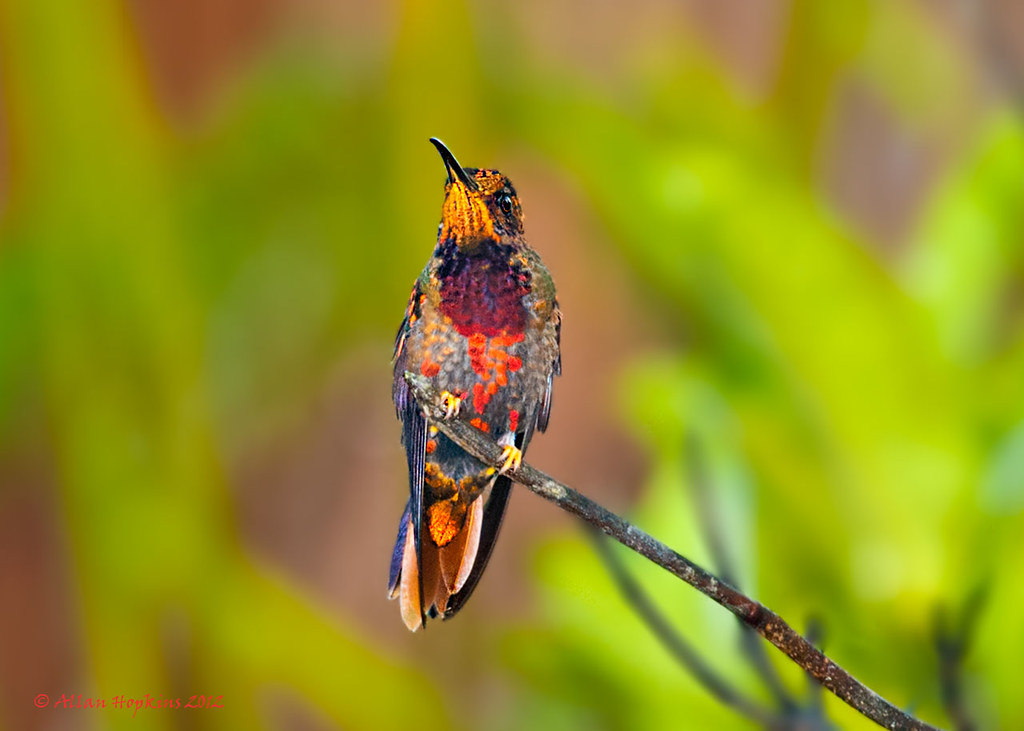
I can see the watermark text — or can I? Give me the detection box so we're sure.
[35,693,223,717]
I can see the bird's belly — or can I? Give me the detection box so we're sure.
[409,321,545,438]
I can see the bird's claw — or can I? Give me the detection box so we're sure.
[439,391,462,419]
[498,444,522,475]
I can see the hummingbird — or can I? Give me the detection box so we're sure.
[388,138,561,631]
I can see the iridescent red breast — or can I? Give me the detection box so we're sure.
[437,244,531,337]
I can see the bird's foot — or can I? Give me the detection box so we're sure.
[439,391,462,419]
[497,444,523,475]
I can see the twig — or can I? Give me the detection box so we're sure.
[406,373,943,731]
[935,588,986,731]
[586,529,779,727]
[803,617,829,715]
[685,436,797,712]
[590,531,836,731]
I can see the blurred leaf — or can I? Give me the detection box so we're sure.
[906,112,1024,364]
[0,235,40,443]
[980,419,1024,515]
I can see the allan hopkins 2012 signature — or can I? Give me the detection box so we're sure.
[34,693,224,717]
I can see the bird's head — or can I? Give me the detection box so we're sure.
[430,137,524,251]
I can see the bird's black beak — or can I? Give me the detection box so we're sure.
[429,137,479,192]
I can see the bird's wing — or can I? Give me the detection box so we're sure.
[537,301,561,433]
[392,280,428,627]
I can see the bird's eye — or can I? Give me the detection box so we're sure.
[498,194,514,215]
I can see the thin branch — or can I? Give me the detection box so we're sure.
[685,436,797,712]
[586,529,780,727]
[406,372,943,731]
[803,616,829,715]
[935,588,986,731]
[936,624,974,731]
[593,434,835,729]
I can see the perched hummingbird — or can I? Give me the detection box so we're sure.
[388,138,561,631]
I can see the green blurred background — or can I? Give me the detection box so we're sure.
[1,0,1023,729]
